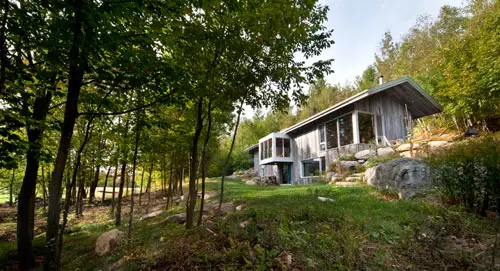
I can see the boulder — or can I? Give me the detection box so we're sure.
[139,210,166,221]
[235,205,245,211]
[95,229,124,256]
[245,180,257,185]
[428,141,449,151]
[339,161,358,169]
[239,220,250,228]
[329,176,343,183]
[355,149,376,160]
[377,147,396,156]
[166,213,187,224]
[364,158,431,199]
[396,143,420,152]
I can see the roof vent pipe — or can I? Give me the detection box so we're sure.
[379,75,384,85]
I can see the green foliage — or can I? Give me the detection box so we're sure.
[427,134,500,216]
[364,154,400,169]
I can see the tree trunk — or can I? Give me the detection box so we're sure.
[198,100,212,226]
[219,99,244,209]
[110,163,118,215]
[76,173,85,217]
[116,119,130,226]
[45,0,88,266]
[138,165,145,206]
[128,121,140,240]
[102,166,111,203]
[186,99,204,229]
[17,90,52,270]
[89,164,100,204]
[166,152,174,210]
[146,161,153,214]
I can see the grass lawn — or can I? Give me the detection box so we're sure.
[2,178,499,270]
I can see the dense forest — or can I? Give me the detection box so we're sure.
[0,0,499,270]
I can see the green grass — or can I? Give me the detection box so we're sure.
[2,178,499,270]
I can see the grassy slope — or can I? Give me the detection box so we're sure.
[1,179,499,270]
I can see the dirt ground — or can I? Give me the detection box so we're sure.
[0,190,187,243]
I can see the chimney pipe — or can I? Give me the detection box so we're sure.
[379,75,384,85]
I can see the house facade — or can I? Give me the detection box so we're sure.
[245,76,443,185]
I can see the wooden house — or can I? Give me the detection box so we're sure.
[245,76,443,185]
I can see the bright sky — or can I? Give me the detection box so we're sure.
[242,0,463,119]
[319,0,463,85]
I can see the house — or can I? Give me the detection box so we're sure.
[245,76,443,185]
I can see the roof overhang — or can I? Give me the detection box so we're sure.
[281,76,442,134]
[244,143,259,153]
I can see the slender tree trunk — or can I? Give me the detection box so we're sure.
[9,169,14,206]
[186,99,204,229]
[110,163,118,215]
[138,165,145,206]
[89,164,100,204]
[198,101,212,226]
[102,166,111,203]
[180,163,184,196]
[45,0,90,265]
[116,120,130,226]
[146,161,153,214]
[166,152,174,210]
[128,121,140,240]
[76,173,85,217]
[41,166,46,209]
[17,90,52,270]
[219,99,244,209]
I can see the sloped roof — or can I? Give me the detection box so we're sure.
[244,76,442,152]
[280,76,442,134]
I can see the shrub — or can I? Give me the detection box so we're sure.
[427,135,500,216]
[364,154,399,169]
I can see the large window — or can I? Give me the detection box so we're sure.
[261,138,273,159]
[283,138,290,157]
[376,115,383,144]
[338,115,353,146]
[302,159,320,177]
[326,121,338,149]
[276,138,291,158]
[318,125,326,151]
[358,113,375,144]
[276,138,283,157]
[302,157,325,177]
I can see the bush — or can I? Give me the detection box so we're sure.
[427,135,500,216]
[364,154,399,169]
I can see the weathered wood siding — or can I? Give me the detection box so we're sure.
[354,92,407,141]
[253,151,259,176]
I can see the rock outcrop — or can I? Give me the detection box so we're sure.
[376,147,396,156]
[354,149,376,160]
[364,158,431,199]
[95,229,124,256]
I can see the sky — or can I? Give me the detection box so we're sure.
[318,0,463,85]
[242,0,464,118]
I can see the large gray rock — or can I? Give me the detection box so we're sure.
[355,149,376,160]
[396,143,420,152]
[428,141,449,151]
[95,229,124,256]
[377,147,396,156]
[139,210,166,221]
[166,213,187,224]
[364,158,431,199]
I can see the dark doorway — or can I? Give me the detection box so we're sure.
[281,163,292,184]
